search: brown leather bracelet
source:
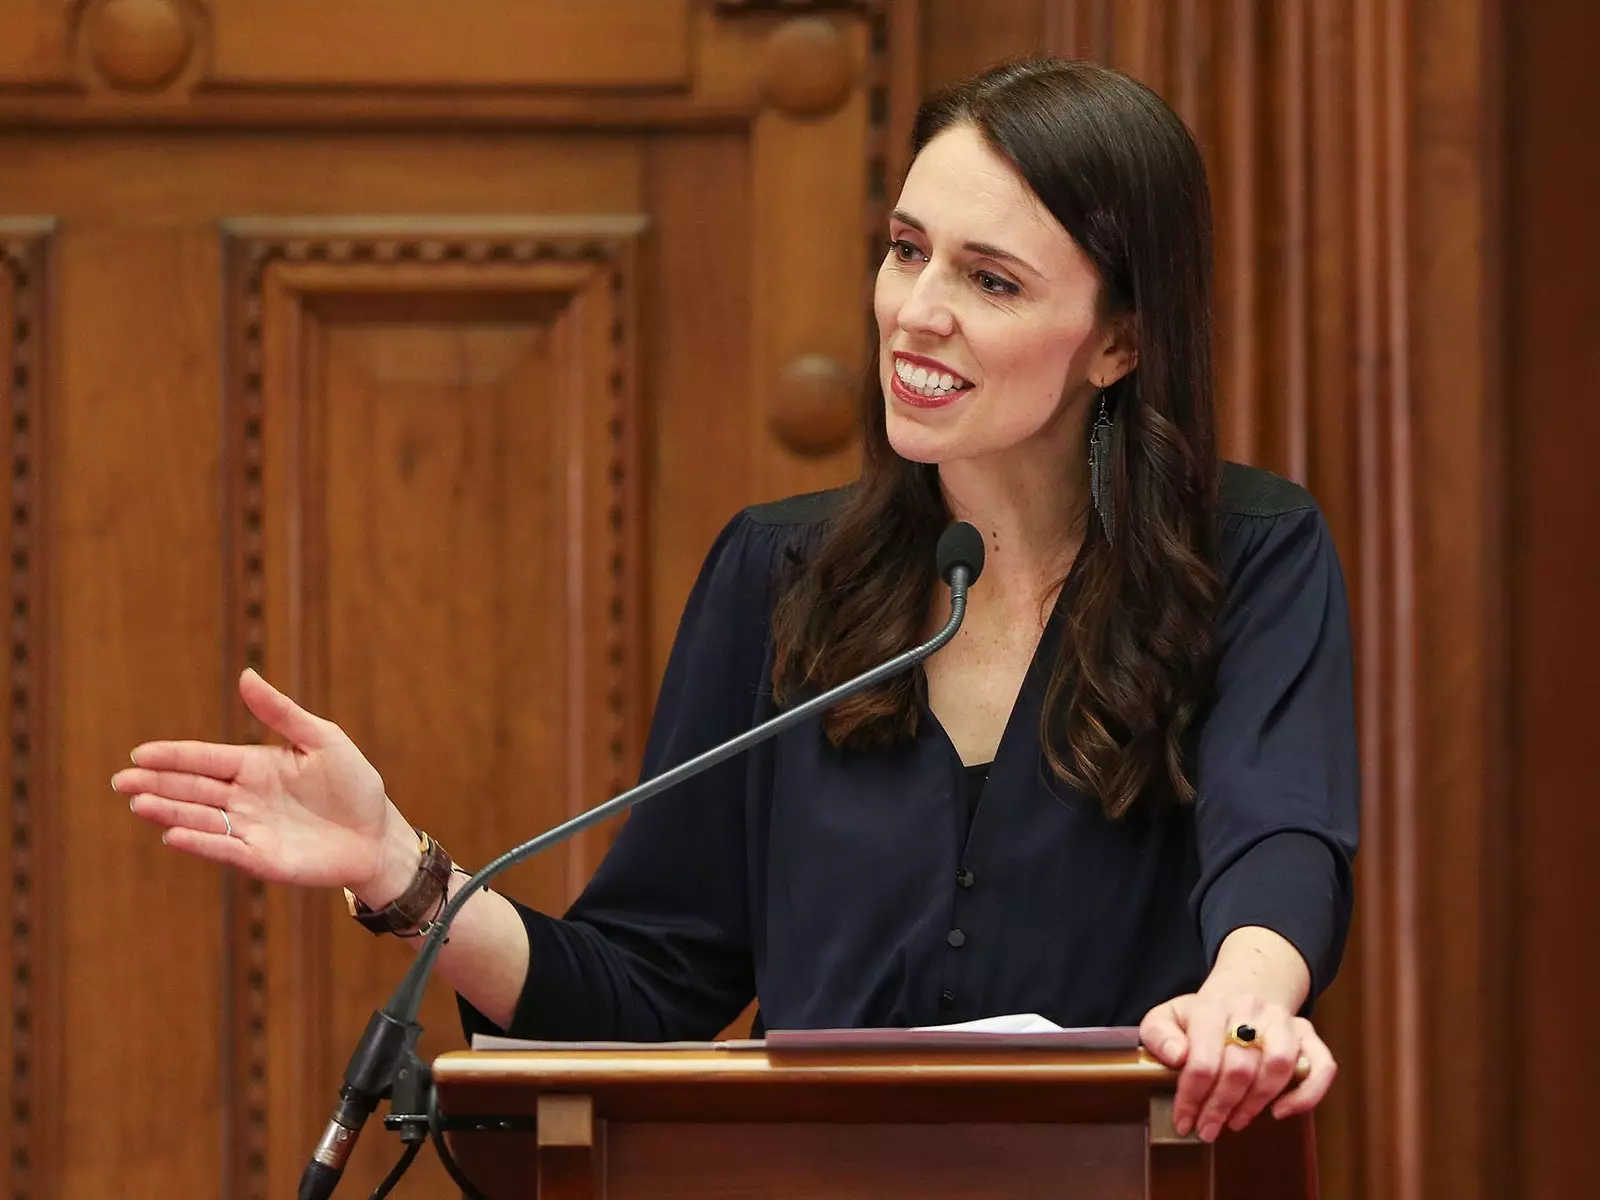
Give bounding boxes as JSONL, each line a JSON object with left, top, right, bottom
{"left": 344, "top": 830, "right": 453, "bottom": 936}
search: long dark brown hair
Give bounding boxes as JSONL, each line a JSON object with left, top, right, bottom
{"left": 771, "top": 59, "right": 1224, "bottom": 819}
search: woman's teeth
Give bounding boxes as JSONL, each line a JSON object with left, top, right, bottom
{"left": 895, "top": 360, "right": 969, "bottom": 397}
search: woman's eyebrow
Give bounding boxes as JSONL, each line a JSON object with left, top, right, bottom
{"left": 890, "top": 209, "right": 1042, "bottom": 279}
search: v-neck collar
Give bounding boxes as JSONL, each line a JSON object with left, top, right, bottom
{"left": 922, "top": 542, "right": 1093, "bottom": 851}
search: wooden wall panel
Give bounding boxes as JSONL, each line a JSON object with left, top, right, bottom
{"left": 222, "top": 221, "right": 647, "bottom": 1198}
{"left": 643, "top": 135, "right": 754, "bottom": 689}
{"left": 1034, "top": 3, "right": 1510, "bottom": 1199}
{"left": 1507, "top": 2, "right": 1600, "bottom": 1197}
{"left": 921, "top": 0, "right": 1048, "bottom": 92}
{"left": 0, "top": 3, "right": 877, "bottom": 1195}
{"left": 55, "top": 229, "right": 230, "bottom": 1197}
{"left": 1404, "top": 4, "right": 1509, "bottom": 1198}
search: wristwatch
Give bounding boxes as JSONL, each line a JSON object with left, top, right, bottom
{"left": 343, "top": 829, "right": 453, "bottom": 936}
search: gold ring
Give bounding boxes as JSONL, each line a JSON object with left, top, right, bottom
{"left": 1225, "top": 1022, "right": 1260, "bottom": 1050}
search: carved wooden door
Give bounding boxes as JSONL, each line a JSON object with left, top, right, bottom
{"left": 0, "top": 1, "right": 897, "bottom": 1195}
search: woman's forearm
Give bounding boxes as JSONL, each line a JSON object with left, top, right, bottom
{"left": 354, "top": 809, "right": 531, "bottom": 1032}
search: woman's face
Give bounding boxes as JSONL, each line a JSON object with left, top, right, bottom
{"left": 874, "top": 123, "right": 1129, "bottom": 469}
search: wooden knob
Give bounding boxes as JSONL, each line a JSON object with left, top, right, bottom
{"left": 82, "top": 0, "right": 194, "bottom": 92}
{"left": 769, "top": 354, "right": 858, "bottom": 458}
{"left": 757, "top": 17, "right": 857, "bottom": 120}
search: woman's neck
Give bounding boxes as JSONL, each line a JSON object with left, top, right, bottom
{"left": 937, "top": 448, "right": 1088, "bottom": 609}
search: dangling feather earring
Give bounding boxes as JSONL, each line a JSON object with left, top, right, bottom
{"left": 1089, "top": 390, "right": 1115, "bottom": 544}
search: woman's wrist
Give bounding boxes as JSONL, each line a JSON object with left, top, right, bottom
{"left": 1201, "top": 925, "right": 1311, "bottom": 1012}
{"left": 352, "top": 802, "right": 425, "bottom": 908}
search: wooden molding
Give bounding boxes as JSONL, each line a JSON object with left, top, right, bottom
{"left": 717, "top": 1, "right": 868, "bottom": 11}
{"left": 0, "top": 218, "right": 53, "bottom": 1200}
{"left": 0, "top": 0, "right": 716, "bottom": 127}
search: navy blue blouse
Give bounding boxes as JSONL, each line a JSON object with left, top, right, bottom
{"left": 459, "top": 463, "right": 1359, "bottom": 1041}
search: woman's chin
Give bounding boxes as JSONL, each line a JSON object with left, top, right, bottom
{"left": 885, "top": 413, "right": 958, "bottom": 464}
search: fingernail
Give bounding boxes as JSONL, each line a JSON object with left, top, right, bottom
{"left": 110, "top": 778, "right": 119, "bottom": 793}
{"left": 1164, "top": 1038, "right": 1183, "bottom": 1061}
{"left": 129, "top": 750, "right": 139, "bottom": 765}
{"left": 160, "top": 832, "right": 169, "bottom": 846}
{"left": 1200, "top": 1123, "right": 1218, "bottom": 1143}
{"left": 1173, "top": 1116, "right": 1192, "bottom": 1136}
{"left": 127, "top": 796, "right": 136, "bottom": 811}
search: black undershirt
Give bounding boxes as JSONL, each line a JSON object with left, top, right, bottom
{"left": 963, "top": 761, "right": 992, "bottom": 833}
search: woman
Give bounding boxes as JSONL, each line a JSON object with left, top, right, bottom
{"left": 112, "top": 59, "right": 1357, "bottom": 1145}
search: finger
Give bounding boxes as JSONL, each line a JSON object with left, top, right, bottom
{"left": 1140, "top": 998, "right": 1190, "bottom": 1067}
{"left": 161, "top": 825, "right": 258, "bottom": 870}
{"left": 1193, "top": 1043, "right": 1262, "bottom": 1142}
{"left": 1225, "top": 1013, "right": 1300, "bottom": 1131}
{"left": 113, "top": 768, "right": 235, "bottom": 810}
{"left": 127, "top": 739, "right": 249, "bottom": 781}
{"left": 1272, "top": 1024, "right": 1338, "bottom": 1119}
{"left": 238, "top": 668, "right": 340, "bottom": 750}
{"left": 128, "top": 794, "right": 236, "bottom": 839}
{"left": 1172, "top": 998, "right": 1228, "bottom": 1137}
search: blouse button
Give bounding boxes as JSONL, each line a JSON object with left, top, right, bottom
{"left": 938, "top": 990, "right": 956, "bottom": 1009}
{"left": 955, "top": 868, "right": 975, "bottom": 888}
{"left": 946, "top": 928, "right": 967, "bottom": 948}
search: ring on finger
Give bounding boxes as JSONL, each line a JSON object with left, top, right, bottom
{"left": 219, "top": 808, "right": 233, "bottom": 838}
{"left": 1225, "top": 1022, "right": 1261, "bottom": 1051}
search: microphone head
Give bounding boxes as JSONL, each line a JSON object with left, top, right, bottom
{"left": 936, "top": 521, "right": 986, "bottom": 587}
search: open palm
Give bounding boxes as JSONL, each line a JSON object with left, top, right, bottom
{"left": 113, "top": 668, "right": 406, "bottom": 893}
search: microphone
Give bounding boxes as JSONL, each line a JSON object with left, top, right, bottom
{"left": 298, "top": 520, "right": 985, "bottom": 1198}
{"left": 935, "top": 519, "right": 985, "bottom": 587}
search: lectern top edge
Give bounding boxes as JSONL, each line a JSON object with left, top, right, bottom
{"left": 433, "top": 1044, "right": 1177, "bottom": 1090}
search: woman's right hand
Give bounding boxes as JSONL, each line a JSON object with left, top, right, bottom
{"left": 112, "top": 668, "right": 420, "bottom": 901}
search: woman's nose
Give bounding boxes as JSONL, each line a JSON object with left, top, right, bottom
{"left": 897, "top": 269, "right": 956, "bottom": 338}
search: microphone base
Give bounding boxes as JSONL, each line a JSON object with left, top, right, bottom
{"left": 384, "top": 1048, "right": 434, "bottom": 1145}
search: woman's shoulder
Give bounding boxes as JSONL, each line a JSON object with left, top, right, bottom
{"left": 740, "top": 484, "right": 852, "bottom": 529}
{"left": 687, "top": 485, "right": 847, "bottom": 609}
{"left": 1213, "top": 461, "right": 1345, "bottom": 607}
{"left": 1217, "top": 460, "right": 1318, "bottom": 520}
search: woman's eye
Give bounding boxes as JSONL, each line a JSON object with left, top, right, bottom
{"left": 975, "top": 270, "right": 1019, "bottom": 296}
{"left": 886, "top": 238, "right": 923, "bottom": 263}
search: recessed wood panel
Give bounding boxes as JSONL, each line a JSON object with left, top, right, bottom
{"left": 609, "top": 1122, "right": 1146, "bottom": 1198}
{"left": 223, "top": 222, "right": 645, "bottom": 1199}
{"left": 210, "top": 0, "right": 693, "bottom": 89}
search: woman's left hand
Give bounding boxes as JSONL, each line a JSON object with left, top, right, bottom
{"left": 1139, "top": 948, "right": 1338, "bottom": 1140}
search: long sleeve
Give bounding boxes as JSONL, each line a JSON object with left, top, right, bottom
{"left": 1190, "top": 504, "right": 1360, "bottom": 1007}
{"left": 458, "top": 512, "right": 776, "bottom": 1042}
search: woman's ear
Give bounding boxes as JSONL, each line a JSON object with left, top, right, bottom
{"left": 1091, "top": 315, "right": 1139, "bottom": 389}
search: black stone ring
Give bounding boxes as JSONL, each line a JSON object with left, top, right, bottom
{"left": 1225, "top": 1022, "right": 1260, "bottom": 1050}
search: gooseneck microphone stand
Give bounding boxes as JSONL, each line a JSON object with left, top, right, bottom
{"left": 298, "top": 522, "right": 986, "bottom": 1199}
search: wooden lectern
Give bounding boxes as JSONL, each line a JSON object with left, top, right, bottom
{"left": 431, "top": 1038, "right": 1317, "bottom": 1199}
